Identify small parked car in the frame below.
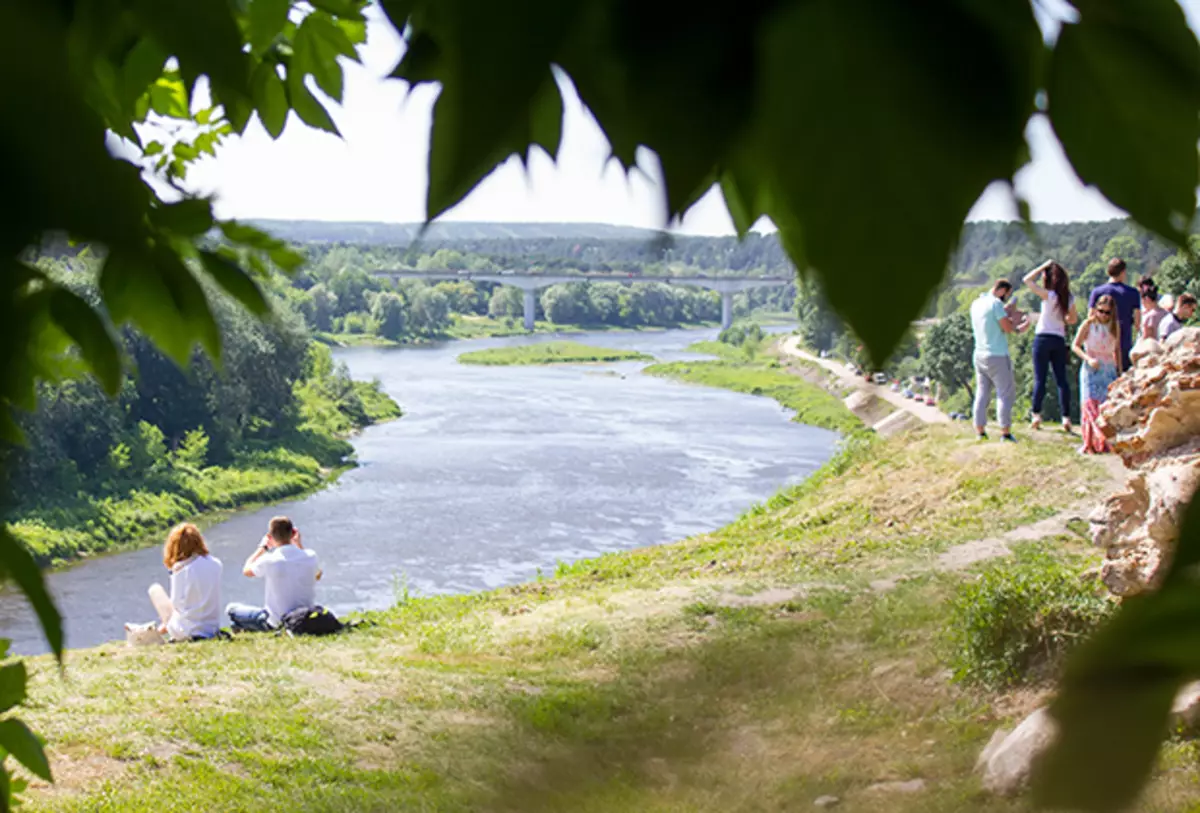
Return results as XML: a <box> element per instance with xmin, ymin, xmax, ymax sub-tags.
<box><xmin>924</xmin><ymin>396</ymin><xmax>936</xmax><ymax>406</ymax></box>
<box><xmin>890</xmin><ymin>383</ymin><xmax>900</xmax><ymax>392</ymax></box>
<box><xmin>872</xmin><ymin>372</ymin><xmax>888</xmax><ymax>385</ymax></box>
<box><xmin>902</xmin><ymin>388</ymin><xmax>915</xmax><ymax>399</ymax></box>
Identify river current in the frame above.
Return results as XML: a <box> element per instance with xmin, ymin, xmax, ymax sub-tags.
<box><xmin>0</xmin><ymin>326</ymin><xmax>836</xmax><ymax>655</ymax></box>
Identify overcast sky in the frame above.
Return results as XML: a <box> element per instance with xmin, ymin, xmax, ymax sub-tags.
<box><xmin>183</xmin><ymin>0</ymin><xmax>1200</xmax><ymax>236</ymax></box>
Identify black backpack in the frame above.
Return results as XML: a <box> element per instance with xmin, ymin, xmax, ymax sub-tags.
<box><xmin>281</xmin><ymin>605</ymin><xmax>343</xmax><ymax>636</ymax></box>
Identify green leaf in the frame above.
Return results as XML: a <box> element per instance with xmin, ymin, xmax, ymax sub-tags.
<box><xmin>0</xmin><ymin>664</ymin><xmax>27</xmax><ymax>717</ymax></box>
<box><xmin>0</xmin><ymin>530</ymin><xmax>62</xmax><ymax>661</ymax></box>
<box><xmin>148</xmin><ymin>75</ymin><xmax>190</xmax><ymax>118</ymax></box>
<box><xmin>247</xmin><ymin>0</ymin><xmax>289</xmax><ymax>55</ymax></box>
<box><xmin>119</xmin><ymin>37</ymin><xmax>168</xmax><ymax>115</ymax></box>
<box><xmin>405</xmin><ymin>0</ymin><xmax>583</xmax><ymax>220</ymax></box>
<box><xmin>252</xmin><ymin>61</ymin><xmax>288</xmax><ymax>137</ymax></box>
<box><xmin>132</xmin><ymin>0</ymin><xmax>250</xmax><ymax>108</ymax></box>
<box><xmin>292</xmin><ymin>13</ymin><xmax>358</xmax><ymax>102</ymax></box>
<box><xmin>755</xmin><ymin>0</ymin><xmax>1039</xmax><ymax>364</ymax></box>
<box><xmin>1048</xmin><ymin>1</ymin><xmax>1200</xmax><ymax>242</ymax></box>
<box><xmin>308</xmin><ymin>0</ymin><xmax>366</xmax><ymax>21</ymax></box>
<box><xmin>149</xmin><ymin>199</ymin><xmax>214</xmax><ymax>236</ymax></box>
<box><xmin>142</xmin><ymin>141</ymin><xmax>165</xmax><ymax>157</ymax></box>
<box><xmin>99</xmin><ymin>249</ymin><xmax>221</xmax><ymax>365</ymax></box>
<box><xmin>0</xmin><ymin>720</ymin><xmax>51</xmax><ymax>783</ymax></box>
<box><xmin>285</xmin><ymin>77</ymin><xmax>339</xmax><ymax>135</ymax></box>
<box><xmin>47</xmin><ymin>288</ymin><xmax>122</xmax><ymax>395</ymax></box>
<box><xmin>199</xmin><ymin>250</ymin><xmax>270</xmax><ymax>314</ymax></box>
<box><xmin>719</xmin><ymin>167</ymin><xmax>762</xmax><ymax>240</ymax></box>
<box><xmin>527</xmin><ymin>74</ymin><xmax>563</xmax><ymax>163</ymax></box>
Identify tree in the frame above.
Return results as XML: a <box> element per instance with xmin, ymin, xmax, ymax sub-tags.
<box><xmin>488</xmin><ymin>286</ymin><xmax>524</xmax><ymax>319</ymax></box>
<box><xmin>1157</xmin><ymin>236</ymin><xmax>1200</xmax><ymax>298</ymax></box>
<box><xmin>920</xmin><ymin>313</ymin><xmax>976</xmax><ymax>400</ymax></box>
<box><xmin>408</xmin><ymin>288</ymin><xmax>451</xmax><ymax>336</ymax></box>
<box><xmin>0</xmin><ymin>0</ymin><xmax>1197</xmax><ymax>808</ymax></box>
<box><xmin>370</xmin><ymin>292</ymin><xmax>408</xmax><ymax>340</ymax></box>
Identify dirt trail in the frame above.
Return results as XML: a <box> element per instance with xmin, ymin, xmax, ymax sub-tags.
<box><xmin>778</xmin><ymin>336</ymin><xmax>951</xmax><ymax>424</ymax></box>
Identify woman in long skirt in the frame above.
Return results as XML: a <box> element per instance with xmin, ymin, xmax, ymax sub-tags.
<box><xmin>1072</xmin><ymin>294</ymin><xmax>1121</xmax><ymax>454</ymax></box>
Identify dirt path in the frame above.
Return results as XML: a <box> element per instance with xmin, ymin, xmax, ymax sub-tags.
<box><xmin>779</xmin><ymin>336</ymin><xmax>951</xmax><ymax>424</ymax></box>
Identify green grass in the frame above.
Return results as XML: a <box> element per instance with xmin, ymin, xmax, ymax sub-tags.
<box><xmin>457</xmin><ymin>341</ymin><xmax>654</xmax><ymax>366</ymax></box>
<box><xmin>18</xmin><ymin>423</ymin><xmax>1173</xmax><ymax>813</ymax></box>
<box><xmin>644</xmin><ymin>358</ymin><xmax>862</xmax><ymax>434</ymax></box>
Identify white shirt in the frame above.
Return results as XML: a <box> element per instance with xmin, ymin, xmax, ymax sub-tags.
<box><xmin>1159</xmin><ymin>312</ymin><xmax>1183</xmax><ymax>341</ymax></box>
<box><xmin>1035</xmin><ymin>292</ymin><xmax>1074</xmax><ymax>338</ymax></box>
<box><xmin>251</xmin><ymin>545</ymin><xmax>320</xmax><ymax>625</ymax></box>
<box><xmin>167</xmin><ymin>555</ymin><xmax>223</xmax><ymax>641</ymax></box>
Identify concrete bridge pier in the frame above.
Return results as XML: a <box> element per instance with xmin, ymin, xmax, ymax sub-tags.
<box><xmin>523</xmin><ymin>289</ymin><xmax>537</xmax><ymax>331</ymax></box>
<box><xmin>720</xmin><ymin>291</ymin><xmax>734</xmax><ymax>331</ymax></box>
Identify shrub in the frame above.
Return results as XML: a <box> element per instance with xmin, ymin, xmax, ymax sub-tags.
<box><xmin>945</xmin><ymin>547</ymin><xmax>1113</xmax><ymax>688</ymax></box>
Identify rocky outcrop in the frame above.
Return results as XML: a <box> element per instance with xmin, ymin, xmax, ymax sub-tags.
<box><xmin>1089</xmin><ymin>327</ymin><xmax>1200</xmax><ymax>597</ymax></box>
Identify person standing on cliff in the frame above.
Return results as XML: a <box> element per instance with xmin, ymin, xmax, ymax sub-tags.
<box><xmin>970</xmin><ymin>279</ymin><xmax>1017</xmax><ymax>443</ymax></box>
<box><xmin>1159</xmin><ymin>293</ymin><xmax>1197</xmax><ymax>341</ymax></box>
<box><xmin>1073</xmin><ymin>294</ymin><xmax>1122</xmax><ymax>455</ymax></box>
<box><xmin>226</xmin><ymin>515</ymin><xmax>322</xmax><ymax>632</ymax></box>
<box><xmin>1088</xmin><ymin>258</ymin><xmax>1140</xmax><ymax>371</ymax></box>
<box><xmin>1138</xmin><ymin>278</ymin><xmax>1167</xmax><ymax>340</ymax></box>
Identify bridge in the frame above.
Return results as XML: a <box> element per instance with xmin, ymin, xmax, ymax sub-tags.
<box><xmin>373</xmin><ymin>270</ymin><xmax>793</xmax><ymax>331</ymax></box>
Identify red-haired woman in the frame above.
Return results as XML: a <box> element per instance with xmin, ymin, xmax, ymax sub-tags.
<box><xmin>148</xmin><ymin>522</ymin><xmax>223</xmax><ymax>641</ymax></box>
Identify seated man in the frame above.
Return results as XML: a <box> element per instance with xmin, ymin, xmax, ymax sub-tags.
<box><xmin>226</xmin><ymin>515</ymin><xmax>322</xmax><ymax>632</ymax></box>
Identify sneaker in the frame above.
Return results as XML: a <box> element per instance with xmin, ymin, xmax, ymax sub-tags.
<box><xmin>977</xmin><ymin>432</ymin><xmax>989</xmax><ymax>441</ymax></box>
<box><xmin>1062</xmin><ymin>421</ymin><xmax>1074</xmax><ymax>434</ymax></box>
<box><xmin>1002</xmin><ymin>433</ymin><xmax>1017</xmax><ymax>443</ymax></box>
<box><xmin>1031</xmin><ymin>416</ymin><xmax>1043</xmax><ymax>431</ymax></box>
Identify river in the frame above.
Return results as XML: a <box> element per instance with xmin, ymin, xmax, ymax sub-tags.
<box><xmin>0</xmin><ymin>327</ymin><xmax>837</xmax><ymax>655</ymax></box>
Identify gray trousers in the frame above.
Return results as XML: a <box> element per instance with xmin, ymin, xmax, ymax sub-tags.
<box><xmin>973</xmin><ymin>354</ymin><xmax>1015</xmax><ymax>430</ymax></box>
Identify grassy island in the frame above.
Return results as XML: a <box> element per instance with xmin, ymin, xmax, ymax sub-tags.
<box><xmin>457</xmin><ymin>341</ymin><xmax>653</xmax><ymax>366</ymax></box>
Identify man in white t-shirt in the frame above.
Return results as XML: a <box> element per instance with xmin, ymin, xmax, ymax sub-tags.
<box><xmin>226</xmin><ymin>515</ymin><xmax>322</xmax><ymax>631</ymax></box>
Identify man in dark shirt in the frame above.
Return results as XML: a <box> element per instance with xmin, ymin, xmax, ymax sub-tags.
<box><xmin>1088</xmin><ymin>257</ymin><xmax>1141</xmax><ymax>370</ymax></box>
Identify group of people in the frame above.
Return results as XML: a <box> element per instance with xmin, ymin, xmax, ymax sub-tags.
<box><xmin>147</xmin><ymin>515</ymin><xmax>322</xmax><ymax>642</ymax></box>
<box><xmin>970</xmin><ymin>256</ymin><xmax>1195</xmax><ymax>452</ymax></box>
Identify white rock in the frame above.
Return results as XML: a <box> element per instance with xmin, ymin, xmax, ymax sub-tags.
<box><xmin>979</xmin><ymin>707</ymin><xmax>1057</xmax><ymax>797</ymax></box>
<box><xmin>865</xmin><ymin>779</ymin><xmax>926</xmax><ymax>794</ymax></box>
<box><xmin>813</xmin><ymin>795</ymin><xmax>840</xmax><ymax>808</ymax></box>
<box><xmin>1172</xmin><ymin>681</ymin><xmax>1200</xmax><ymax>728</ymax></box>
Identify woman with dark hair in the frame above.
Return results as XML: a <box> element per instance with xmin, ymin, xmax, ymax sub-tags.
<box><xmin>1073</xmin><ymin>295</ymin><xmax>1122</xmax><ymax>454</ymax></box>
<box><xmin>1023</xmin><ymin>259</ymin><xmax>1078</xmax><ymax>432</ymax></box>
<box><xmin>1138</xmin><ymin>277</ymin><xmax>1166</xmax><ymax>340</ymax></box>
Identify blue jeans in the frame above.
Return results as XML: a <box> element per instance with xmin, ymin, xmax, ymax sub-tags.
<box><xmin>226</xmin><ymin>603</ymin><xmax>274</xmax><ymax>632</ymax></box>
<box><xmin>1031</xmin><ymin>333</ymin><xmax>1070</xmax><ymax>419</ymax></box>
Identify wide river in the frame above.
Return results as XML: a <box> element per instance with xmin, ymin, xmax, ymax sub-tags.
<box><xmin>0</xmin><ymin>327</ymin><xmax>837</xmax><ymax>655</ymax></box>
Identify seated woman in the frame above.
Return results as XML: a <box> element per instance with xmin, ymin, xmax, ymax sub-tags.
<box><xmin>148</xmin><ymin>523</ymin><xmax>223</xmax><ymax>642</ymax></box>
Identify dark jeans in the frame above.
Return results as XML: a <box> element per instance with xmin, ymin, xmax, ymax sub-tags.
<box><xmin>1032</xmin><ymin>333</ymin><xmax>1070</xmax><ymax>419</ymax></box>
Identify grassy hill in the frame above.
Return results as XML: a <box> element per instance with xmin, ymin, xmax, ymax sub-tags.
<box><xmin>24</xmin><ymin>417</ymin><xmax>1191</xmax><ymax>813</ymax></box>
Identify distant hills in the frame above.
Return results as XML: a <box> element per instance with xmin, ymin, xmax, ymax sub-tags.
<box><xmin>250</xmin><ymin>219</ymin><xmax>664</xmax><ymax>244</ymax></box>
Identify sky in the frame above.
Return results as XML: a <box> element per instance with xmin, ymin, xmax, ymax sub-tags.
<box><xmin>183</xmin><ymin>0</ymin><xmax>1200</xmax><ymax>237</ymax></box>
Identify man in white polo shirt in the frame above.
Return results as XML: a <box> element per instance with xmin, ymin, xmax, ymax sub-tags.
<box><xmin>226</xmin><ymin>515</ymin><xmax>322</xmax><ymax>632</ymax></box>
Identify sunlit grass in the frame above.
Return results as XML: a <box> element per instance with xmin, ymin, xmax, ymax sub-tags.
<box><xmin>457</xmin><ymin>341</ymin><xmax>653</xmax><ymax>366</ymax></box>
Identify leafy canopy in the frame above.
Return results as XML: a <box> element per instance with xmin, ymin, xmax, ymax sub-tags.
<box><xmin>0</xmin><ymin>0</ymin><xmax>1198</xmax><ymax>810</ymax></box>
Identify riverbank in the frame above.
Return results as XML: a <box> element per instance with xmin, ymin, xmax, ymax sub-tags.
<box><xmin>644</xmin><ymin>354</ymin><xmax>862</xmax><ymax>435</ymax></box>
<box><xmin>22</xmin><ymin>417</ymin><xmax>1181</xmax><ymax>812</ymax></box>
<box><xmin>7</xmin><ymin>378</ymin><xmax>401</xmax><ymax>568</ymax></box>
<box><xmin>458</xmin><ymin>341</ymin><xmax>653</xmax><ymax>366</ymax></box>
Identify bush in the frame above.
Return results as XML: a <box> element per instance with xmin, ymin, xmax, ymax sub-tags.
<box><xmin>945</xmin><ymin>547</ymin><xmax>1113</xmax><ymax>688</ymax></box>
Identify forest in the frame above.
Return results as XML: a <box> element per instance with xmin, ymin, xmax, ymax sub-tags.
<box><xmin>1</xmin><ymin>255</ymin><xmax>400</xmax><ymax>565</ymax></box>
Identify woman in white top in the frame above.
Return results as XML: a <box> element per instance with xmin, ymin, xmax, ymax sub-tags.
<box><xmin>1022</xmin><ymin>260</ymin><xmax>1079</xmax><ymax>432</ymax></box>
<box><xmin>148</xmin><ymin>523</ymin><xmax>223</xmax><ymax>642</ymax></box>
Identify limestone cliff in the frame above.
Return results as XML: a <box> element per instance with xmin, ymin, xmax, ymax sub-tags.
<box><xmin>1089</xmin><ymin>327</ymin><xmax>1200</xmax><ymax>596</ymax></box>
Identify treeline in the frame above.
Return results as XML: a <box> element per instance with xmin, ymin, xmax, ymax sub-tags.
<box><xmin>2</xmin><ymin>256</ymin><xmax>400</xmax><ymax>565</ymax></box>
<box><xmin>282</xmin><ymin>244</ymin><xmax>795</xmax><ymax>342</ymax></box>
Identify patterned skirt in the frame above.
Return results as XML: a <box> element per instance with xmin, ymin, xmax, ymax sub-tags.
<box><xmin>1079</xmin><ymin>361</ymin><xmax>1118</xmax><ymax>454</ymax></box>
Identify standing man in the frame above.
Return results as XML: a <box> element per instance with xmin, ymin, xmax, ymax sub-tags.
<box><xmin>1158</xmin><ymin>293</ymin><xmax>1196</xmax><ymax>341</ymax></box>
<box><xmin>1088</xmin><ymin>258</ymin><xmax>1141</xmax><ymax>370</ymax></box>
<box><xmin>970</xmin><ymin>279</ymin><xmax>1017</xmax><ymax>443</ymax></box>
<box><xmin>226</xmin><ymin>515</ymin><xmax>322</xmax><ymax>632</ymax></box>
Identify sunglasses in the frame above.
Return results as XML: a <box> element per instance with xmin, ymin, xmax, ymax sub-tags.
<box><xmin>1097</xmin><ymin>309</ymin><xmax>1112</xmax><ymax>315</ymax></box>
